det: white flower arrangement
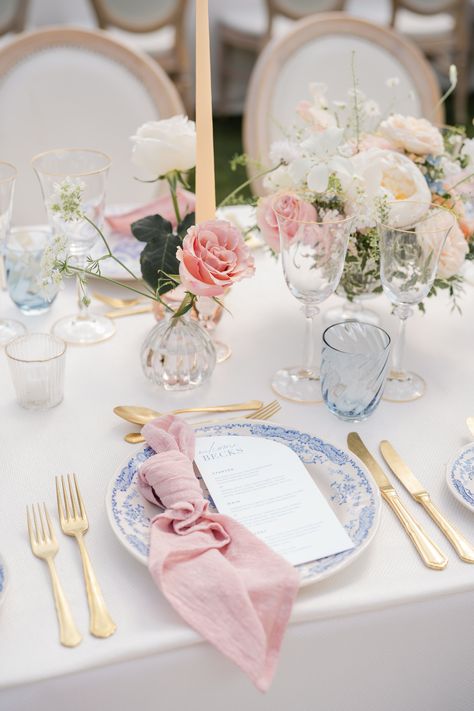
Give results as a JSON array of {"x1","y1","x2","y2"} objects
[{"x1": 256, "y1": 67, "x2": 474, "y2": 308}]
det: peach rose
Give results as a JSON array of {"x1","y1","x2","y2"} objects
[
  {"x1": 417, "y1": 210, "x2": 468, "y2": 278},
  {"x1": 256, "y1": 194, "x2": 317, "y2": 253},
  {"x1": 379, "y1": 115, "x2": 444, "y2": 156},
  {"x1": 177, "y1": 219, "x2": 255, "y2": 297}
]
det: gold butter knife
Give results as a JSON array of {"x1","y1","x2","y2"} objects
[
  {"x1": 347, "y1": 433, "x2": 448, "y2": 570},
  {"x1": 380, "y1": 440, "x2": 474, "y2": 563}
]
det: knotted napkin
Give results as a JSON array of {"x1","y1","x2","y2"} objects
[{"x1": 137, "y1": 415, "x2": 299, "y2": 692}]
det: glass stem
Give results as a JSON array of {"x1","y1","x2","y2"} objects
[
  {"x1": 392, "y1": 304, "x2": 412, "y2": 378},
  {"x1": 302, "y1": 303, "x2": 319, "y2": 372}
]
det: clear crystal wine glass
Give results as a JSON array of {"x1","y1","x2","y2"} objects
[
  {"x1": 0, "y1": 161, "x2": 26, "y2": 345},
  {"x1": 271, "y1": 196, "x2": 354, "y2": 402},
  {"x1": 32, "y1": 149, "x2": 115, "y2": 345},
  {"x1": 378, "y1": 201, "x2": 455, "y2": 402}
]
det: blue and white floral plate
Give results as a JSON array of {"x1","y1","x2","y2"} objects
[
  {"x1": 0, "y1": 554, "x2": 8, "y2": 607},
  {"x1": 446, "y1": 443, "x2": 474, "y2": 512},
  {"x1": 106, "y1": 421, "x2": 381, "y2": 587}
]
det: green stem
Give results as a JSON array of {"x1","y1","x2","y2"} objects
[
  {"x1": 351, "y1": 50, "x2": 360, "y2": 151},
  {"x1": 218, "y1": 163, "x2": 282, "y2": 208},
  {"x1": 167, "y1": 172, "x2": 181, "y2": 225},
  {"x1": 66, "y1": 265, "x2": 156, "y2": 301},
  {"x1": 448, "y1": 171, "x2": 474, "y2": 192},
  {"x1": 83, "y1": 214, "x2": 154, "y2": 294},
  {"x1": 432, "y1": 69, "x2": 457, "y2": 119}
]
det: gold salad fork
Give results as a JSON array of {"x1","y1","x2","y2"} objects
[
  {"x1": 56, "y1": 474, "x2": 116, "y2": 638},
  {"x1": 27, "y1": 503, "x2": 82, "y2": 647},
  {"x1": 123, "y1": 399, "x2": 282, "y2": 443}
]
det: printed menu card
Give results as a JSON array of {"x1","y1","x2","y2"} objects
[{"x1": 194, "y1": 436, "x2": 354, "y2": 566}]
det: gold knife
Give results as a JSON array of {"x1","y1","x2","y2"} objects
[
  {"x1": 380, "y1": 440, "x2": 474, "y2": 563},
  {"x1": 347, "y1": 433, "x2": 448, "y2": 570}
]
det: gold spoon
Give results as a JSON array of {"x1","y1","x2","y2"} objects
[
  {"x1": 467, "y1": 417, "x2": 474, "y2": 437},
  {"x1": 123, "y1": 400, "x2": 281, "y2": 443},
  {"x1": 114, "y1": 400, "x2": 264, "y2": 427}
]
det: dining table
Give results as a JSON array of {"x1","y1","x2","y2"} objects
[{"x1": 0, "y1": 230, "x2": 473, "y2": 711}]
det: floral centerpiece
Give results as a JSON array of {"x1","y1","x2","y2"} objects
[
  {"x1": 255, "y1": 72, "x2": 474, "y2": 311},
  {"x1": 42, "y1": 115, "x2": 255, "y2": 390}
]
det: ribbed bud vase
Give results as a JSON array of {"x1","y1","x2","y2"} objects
[{"x1": 141, "y1": 316, "x2": 216, "y2": 391}]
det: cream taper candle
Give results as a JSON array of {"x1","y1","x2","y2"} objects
[{"x1": 195, "y1": 0, "x2": 216, "y2": 223}]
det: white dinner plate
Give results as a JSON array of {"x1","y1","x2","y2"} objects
[
  {"x1": 94, "y1": 204, "x2": 259, "y2": 281},
  {"x1": 446, "y1": 443, "x2": 474, "y2": 512},
  {"x1": 106, "y1": 421, "x2": 381, "y2": 587}
]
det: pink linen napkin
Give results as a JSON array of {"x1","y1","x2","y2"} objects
[
  {"x1": 106, "y1": 189, "x2": 196, "y2": 236},
  {"x1": 137, "y1": 415, "x2": 299, "y2": 692}
]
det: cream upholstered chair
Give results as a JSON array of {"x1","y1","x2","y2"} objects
[
  {"x1": 217, "y1": 0, "x2": 346, "y2": 113},
  {"x1": 390, "y1": 0, "x2": 471, "y2": 123},
  {"x1": 243, "y1": 12, "x2": 443, "y2": 195},
  {"x1": 89, "y1": 0, "x2": 190, "y2": 109},
  {"x1": 0, "y1": 27, "x2": 184, "y2": 224}
]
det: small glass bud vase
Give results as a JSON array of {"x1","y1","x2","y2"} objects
[{"x1": 141, "y1": 314, "x2": 216, "y2": 391}]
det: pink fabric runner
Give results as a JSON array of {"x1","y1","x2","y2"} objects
[
  {"x1": 137, "y1": 415, "x2": 299, "y2": 691},
  {"x1": 106, "y1": 189, "x2": 196, "y2": 236}
]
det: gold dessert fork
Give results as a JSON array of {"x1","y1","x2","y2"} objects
[
  {"x1": 56, "y1": 474, "x2": 116, "y2": 638},
  {"x1": 27, "y1": 503, "x2": 82, "y2": 647}
]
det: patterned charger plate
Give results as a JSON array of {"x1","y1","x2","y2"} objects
[
  {"x1": 446, "y1": 443, "x2": 474, "y2": 512},
  {"x1": 106, "y1": 421, "x2": 381, "y2": 587}
]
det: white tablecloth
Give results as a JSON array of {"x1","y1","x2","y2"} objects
[{"x1": 0, "y1": 247, "x2": 473, "y2": 710}]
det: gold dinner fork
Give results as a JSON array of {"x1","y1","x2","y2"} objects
[
  {"x1": 27, "y1": 503, "x2": 82, "y2": 648},
  {"x1": 56, "y1": 474, "x2": 116, "y2": 638},
  {"x1": 123, "y1": 399, "x2": 282, "y2": 442}
]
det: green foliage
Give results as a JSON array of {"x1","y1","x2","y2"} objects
[{"x1": 131, "y1": 212, "x2": 195, "y2": 295}]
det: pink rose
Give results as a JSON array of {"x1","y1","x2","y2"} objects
[
  {"x1": 256, "y1": 194, "x2": 317, "y2": 252},
  {"x1": 177, "y1": 219, "x2": 255, "y2": 297},
  {"x1": 106, "y1": 188, "x2": 196, "y2": 236}
]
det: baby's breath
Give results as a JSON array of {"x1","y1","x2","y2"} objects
[{"x1": 49, "y1": 178, "x2": 85, "y2": 222}]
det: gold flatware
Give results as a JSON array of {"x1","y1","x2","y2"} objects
[
  {"x1": 93, "y1": 292, "x2": 147, "y2": 309},
  {"x1": 466, "y1": 417, "x2": 474, "y2": 437},
  {"x1": 114, "y1": 400, "x2": 264, "y2": 427},
  {"x1": 380, "y1": 440, "x2": 474, "y2": 563},
  {"x1": 123, "y1": 400, "x2": 282, "y2": 443},
  {"x1": 56, "y1": 474, "x2": 116, "y2": 638},
  {"x1": 347, "y1": 433, "x2": 448, "y2": 570},
  {"x1": 27, "y1": 503, "x2": 82, "y2": 647},
  {"x1": 105, "y1": 304, "x2": 152, "y2": 319}
]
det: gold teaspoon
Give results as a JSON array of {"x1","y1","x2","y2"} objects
[{"x1": 114, "y1": 400, "x2": 263, "y2": 426}]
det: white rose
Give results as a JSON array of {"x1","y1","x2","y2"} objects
[
  {"x1": 379, "y1": 115, "x2": 444, "y2": 156},
  {"x1": 417, "y1": 210, "x2": 468, "y2": 278},
  {"x1": 346, "y1": 149, "x2": 431, "y2": 227},
  {"x1": 131, "y1": 115, "x2": 196, "y2": 179}
]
